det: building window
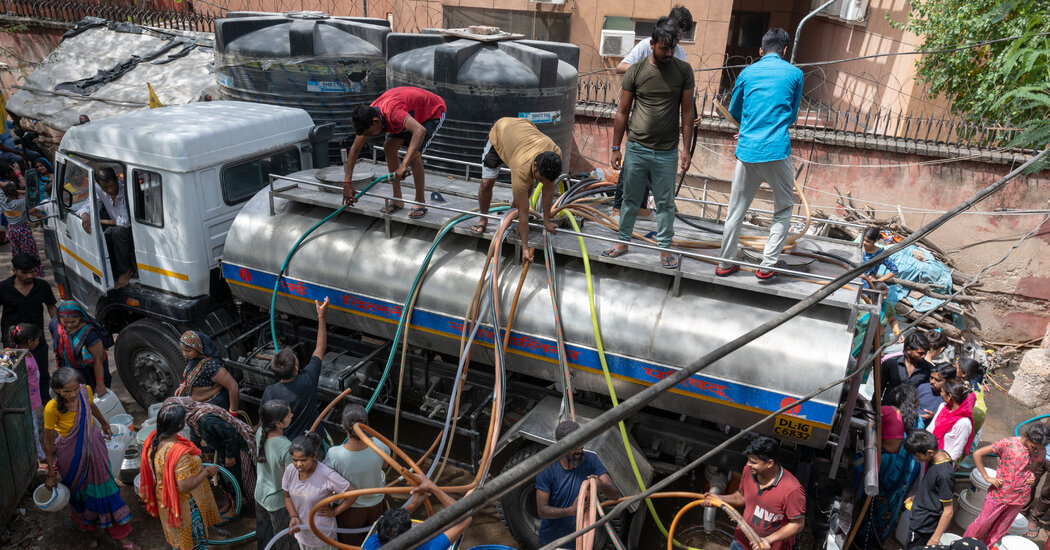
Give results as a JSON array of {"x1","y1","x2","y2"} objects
[
  {"x1": 727, "y1": 12, "x2": 769, "y2": 49},
  {"x1": 633, "y1": 20, "x2": 696, "y2": 43},
  {"x1": 221, "y1": 148, "x2": 302, "y2": 205},
  {"x1": 443, "y1": 6, "x2": 571, "y2": 43},
  {"x1": 132, "y1": 169, "x2": 163, "y2": 227}
]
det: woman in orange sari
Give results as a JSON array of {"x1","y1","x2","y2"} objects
[{"x1": 140, "y1": 403, "x2": 222, "y2": 550}]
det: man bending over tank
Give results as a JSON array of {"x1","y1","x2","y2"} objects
[
  {"x1": 362, "y1": 474, "x2": 472, "y2": 549},
  {"x1": 343, "y1": 86, "x2": 447, "y2": 219},
  {"x1": 473, "y1": 117, "x2": 563, "y2": 263},
  {"x1": 536, "y1": 421, "x2": 621, "y2": 548}
]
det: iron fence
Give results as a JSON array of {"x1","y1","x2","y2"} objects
[{"x1": 1, "y1": 0, "x2": 215, "y2": 31}]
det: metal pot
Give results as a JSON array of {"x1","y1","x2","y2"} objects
[{"x1": 119, "y1": 444, "x2": 141, "y2": 485}]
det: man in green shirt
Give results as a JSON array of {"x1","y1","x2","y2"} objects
[{"x1": 605, "y1": 17, "x2": 694, "y2": 269}]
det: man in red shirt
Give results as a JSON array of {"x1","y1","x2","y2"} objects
[
  {"x1": 701, "y1": 436, "x2": 805, "y2": 550},
  {"x1": 343, "y1": 86, "x2": 447, "y2": 218}
]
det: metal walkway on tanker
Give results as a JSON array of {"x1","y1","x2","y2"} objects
[{"x1": 268, "y1": 159, "x2": 863, "y2": 309}]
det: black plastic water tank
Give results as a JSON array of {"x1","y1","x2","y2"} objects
[
  {"x1": 214, "y1": 11, "x2": 390, "y2": 161},
  {"x1": 386, "y1": 33, "x2": 579, "y2": 179}
]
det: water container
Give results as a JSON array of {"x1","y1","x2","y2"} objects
[
  {"x1": 110, "y1": 413, "x2": 134, "y2": 432},
  {"x1": 968, "y1": 467, "x2": 996, "y2": 503},
  {"x1": 939, "y1": 533, "x2": 961, "y2": 544},
  {"x1": 137, "y1": 418, "x2": 157, "y2": 446},
  {"x1": 999, "y1": 536, "x2": 1039, "y2": 550},
  {"x1": 106, "y1": 437, "x2": 129, "y2": 477},
  {"x1": 33, "y1": 483, "x2": 70, "y2": 512},
  {"x1": 148, "y1": 403, "x2": 163, "y2": 420},
  {"x1": 93, "y1": 390, "x2": 126, "y2": 421},
  {"x1": 1007, "y1": 512, "x2": 1028, "y2": 536},
  {"x1": 109, "y1": 423, "x2": 133, "y2": 446},
  {"x1": 386, "y1": 32, "x2": 579, "y2": 179},
  {"x1": 214, "y1": 11, "x2": 391, "y2": 162},
  {"x1": 954, "y1": 490, "x2": 981, "y2": 529}
]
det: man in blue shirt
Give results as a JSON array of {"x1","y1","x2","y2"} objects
[
  {"x1": 716, "y1": 28, "x2": 803, "y2": 280},
  {"x1": 536, "y1": 421, "x2": 621, "y2": 548}
]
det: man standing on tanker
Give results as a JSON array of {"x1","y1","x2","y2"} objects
[
  {"x1": 472, "y1": 117, "x2": 563, "y2": 264},
  {"x1": 604, "y1": 18, "x2": 694, "y2": 269},
  {"x1": 343, "y1": 86, "x2": 447, "y2": 219},
  {"x1": 715, "y1": 28, "x2": 803, "y2": 281}
]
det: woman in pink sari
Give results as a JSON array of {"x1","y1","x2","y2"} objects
[{"x1": 42, "y1": 368, "x2": 139, "y2": 549}]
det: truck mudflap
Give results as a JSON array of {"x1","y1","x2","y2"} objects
[{"x1": 495, "y1": 396, "x2": 651, "y2": 510}]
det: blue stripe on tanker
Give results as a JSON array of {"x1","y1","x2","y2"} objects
[{"x1": 221, "y1": 262, "x2": 836, "y2": 428}]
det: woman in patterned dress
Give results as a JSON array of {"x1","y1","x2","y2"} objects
[{"x1": 140, "y1": 403, "x2": 222, "y2": 550}]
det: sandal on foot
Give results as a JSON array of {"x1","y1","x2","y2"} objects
[
  {"x1": 602, "y1": 247, "x2": 628, "y2": 258},
  {"x1": 661, "y1": 256, "x2": 680, "y2": 269},
  {"x1": 471, "y1": 223, "x2": 487, "y2": 234},
  {"x1": 715, "y1": 264, "x2": 740, "y2": 277},
  {"x1": 1025, "y1": 527, "x2": 1040, "y2": 538},
  {"x1": 380, "y1": 203, "x2": 403, "y2": 215},
  {"x1": 408, "y1": 207, "x2": 427, "y2": 219}
]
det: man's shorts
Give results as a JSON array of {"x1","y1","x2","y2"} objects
[
  {"x1": 387, "y1": 112, "x2": 445, "y2": 154},
  {"x1": 481, "y1": 140, "x2": 504, "y2": 180}
]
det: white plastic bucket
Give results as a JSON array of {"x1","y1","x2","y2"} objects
[
  {"x1": 33, "y1": 483, "x2": 70, "y2": 512},
  {"x1": 109, "y1": 423, "x2": 134, "y2": 446},
  {"x1": 954, "y1": 490, "x2": 981, "y2": 530},
  {"x1": 998, "y1": 535, "x2": 1039, "y2": 550},
  {"x1": 968, "y1": 467, "x2": 996, "y2": 504},
  {"x1": 940, "y1": 533, "x2": 961, "y2": 544},
  {"x1": 109, "y1": 413, "x2": 134, "y2": 431},
  {"x1": 1007, "y1": 512, "x2": 1028, "y2": 536},
  {"x1": 106, "y1": 436, "x2": 129, "y2": 477},
  {"x1": 133, "y1": 473, "x2": 141, "y2": 500},
  {"x1": 92, "y1": 391, "x2": 126, "y2": 421},
  {"x1": 137, "y1": 418, "x2": 157, "y2": 445},
  {"x1": 147, "y1": 403, "x2": 163, "y2": 420}
]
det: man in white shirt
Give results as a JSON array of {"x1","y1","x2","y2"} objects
[
  {"x1": 615, "y1": 6, "x2": 692, "y2": 74},
  {"x1": 77, "y1": 167, "x2": 133, "y2": 288}
]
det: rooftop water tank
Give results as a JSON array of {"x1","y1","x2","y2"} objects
[
  {"x1": 214, "y1": 11, "x2": 390, "y2": 161},
  {"x1": 386, "y1": 32, "x2": 579, "y2": 179}
]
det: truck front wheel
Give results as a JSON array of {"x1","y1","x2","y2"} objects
[{"x1": 115, "y1": 320, "x2": 183, "y2": 407}]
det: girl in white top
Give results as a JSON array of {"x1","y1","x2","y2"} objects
[{"x1": 926, "y1": 378, "x2": 975, "y2": 462}]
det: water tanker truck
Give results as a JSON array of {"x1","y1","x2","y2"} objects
[{"x1": 42, "y1": 101, "x2": 878, "y2": 549}]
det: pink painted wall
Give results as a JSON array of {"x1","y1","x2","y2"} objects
[{"x1": 0, "y1": 25, "x2": 64, "y2": 99}]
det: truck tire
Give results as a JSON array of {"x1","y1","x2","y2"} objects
[
  {"x1": 115, "y1": 320, "x2": 183, "y2": 407},
  {"x1": 496, "y1": 444, "x2": 613, "y2": 550}
]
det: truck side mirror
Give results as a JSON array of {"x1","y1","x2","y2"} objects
[{"x1": 61, "y1": 188, "x2": 74, "y2": 209}]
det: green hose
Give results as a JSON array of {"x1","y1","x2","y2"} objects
[
  {"x1": 269, "y1": 174, "x2": 393, "y2": 351},
  {"x1": 555, "y1": 195, "x2": 703, "y2": 550}
]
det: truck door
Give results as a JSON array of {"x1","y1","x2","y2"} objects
[{"x1": 54, "y1": 156, "x2": 114, "y2": 290}]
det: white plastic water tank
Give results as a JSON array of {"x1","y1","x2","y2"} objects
[{"x1": 93, "y1": 391, "x2": 126, "y2": 421}]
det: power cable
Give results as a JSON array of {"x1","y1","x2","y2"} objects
[{"x1": 376, "y1": 147, "x2": 1049, "y2": 550}]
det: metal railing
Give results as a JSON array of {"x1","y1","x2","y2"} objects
[{"x1": 1, "y1": 0, "x2": 215, "y2": 31}]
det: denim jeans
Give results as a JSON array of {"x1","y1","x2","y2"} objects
[{"x1": 618, "y1": 140, "x2": 677, "y2": 248}]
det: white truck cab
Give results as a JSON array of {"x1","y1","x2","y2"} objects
[{"x1": 45, "y1": 101, "x2": 327, "y2": 323}]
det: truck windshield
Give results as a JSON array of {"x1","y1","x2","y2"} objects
[{"x1": 221, "y1": 148, "x2": 302, "y2": 205}]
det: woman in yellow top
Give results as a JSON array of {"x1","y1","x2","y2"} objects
[
  {"x1": 42, "y1": 368, "x2": 139, "y2": 549},
  {"x1": 140, "y1": 402, "x2": 221, "y2": 550}
]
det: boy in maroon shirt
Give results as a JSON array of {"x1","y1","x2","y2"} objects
[
  {"x1": 343, "y1": 86, "x2": 447, "y2": 218},
  {"x1": 701, "y1": 436, "x2": 805, "y2": 550}
]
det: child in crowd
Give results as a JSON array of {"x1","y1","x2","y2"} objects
[
  {"x1": 282, "y1": 432, "x2": 354, "y2": 550},
  {"x1": 1, "y1": 182, "x2": 45, "y2": 274},
  {"x1": 323, "y1": 404, "x2": 390, "y2": 545},
  {"x1": 255, "y1": 400, "x2": 297, "y2": 550},
  {"x1": 904, "y1": 430, "x2": 955, "y2": 549},
  {"x1": 262, "y1": 298, "x2": 329, "y2": 442},
  {"x1": 964, "y1": 424, "x2": 1050, "y2": 547},
  {"x1": 9, "y1": 323, "x2": 44, "y2": 460}
]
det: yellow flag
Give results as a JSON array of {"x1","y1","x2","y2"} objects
[
  {"x1": 147, "y1": 82, "x2": 164, "y2": 109},
  {"x1": 0, "y1": 89, "x2": 7, "y2": 125}
]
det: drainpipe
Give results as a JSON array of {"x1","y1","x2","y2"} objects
[
  {"x1": 791, "y1": 0, "x2": 837, "y2": 64},
  {"x1": 704, "y1": 465, "x2": 729, "y2": 533}
]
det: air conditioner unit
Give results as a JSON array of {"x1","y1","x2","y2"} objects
[
  {"x1": 811, "y1": 0, "x2": 845, "y2": 16},
  {"x1": 839, "y1": 0, "x2": 869, "y2": 22},
  {"x1": 600, "y1": 29, "x2": 635, "y2": 57},
  {"x1": 531, "y1": 0, "x2": 566, "y2": 4}
]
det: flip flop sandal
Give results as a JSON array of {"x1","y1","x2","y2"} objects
[
  {"x1": 661, "y1": 256, "x2": 680, "y2": 269},
  {"x1": 602, "y1": 247, "x2": 628, "y2": 258},
  {"x1": 380, "y1": 203, "x2": 403, "y2": 215},
  {"x1": 470, "y1": 223, "x2": 487, "y2": 234},
  {"x1": 408, "y1": 207, "x2": 427, "y2": 219}
]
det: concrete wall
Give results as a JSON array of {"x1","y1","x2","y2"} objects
[
  {"x1": 573, "y1": 116, "x2": 1050, "y2": 342},
  {"x1": 0, "y1": 22, "x2": 65, "y2": 99}
]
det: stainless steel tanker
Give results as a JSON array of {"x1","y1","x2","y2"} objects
[{"x1": 220, "y1": 169, "x2": 861, "y2": 449}]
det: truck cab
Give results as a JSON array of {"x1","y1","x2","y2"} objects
[{"x1": 43, "y1": 101, "x2": 327, "y2": 402}]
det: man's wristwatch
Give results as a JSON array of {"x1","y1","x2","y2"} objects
[{"x1": 610, "y1": 146, "x2": 620, "y2": 151}]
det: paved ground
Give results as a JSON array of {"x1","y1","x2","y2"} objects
[{"x1": 1, "y1": 222, "x2": 1046, "y2": 550}]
